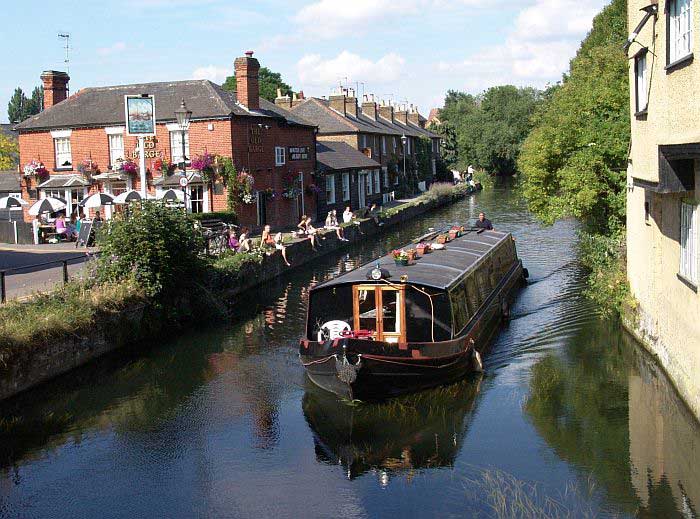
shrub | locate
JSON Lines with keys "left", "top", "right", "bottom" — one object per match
{"left": 96, "top": 202, "right": 205, "bottom": 298}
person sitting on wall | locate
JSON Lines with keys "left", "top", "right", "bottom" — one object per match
{"left": 297, "top": 215, "right": 320, "bottom": 251}
{"left": 342, "top": 206, "right": 364, "bottom": 234}
{"left": 474, "top": 211, "right": 494, "bottom": 231}
{"left": 368, "top": 203, "right": 383, "bottom": 226}
{"left": 238, "top": 227, "right": 251, "bottom": 253}
{"left": 261, "top": 224, "right": 290, "bottom": 266}
{"left": 227, "top": 228, "right": 240, "bottom": 252}
{"left": 325, "top": 210, "right": 348, "bottom": 241}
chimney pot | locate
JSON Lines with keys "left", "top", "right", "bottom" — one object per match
{"left": 245, "top": 51, "right": 254, "bottom": 57}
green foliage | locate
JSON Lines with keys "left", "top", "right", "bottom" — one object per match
{"left": 579, "top": 231, "right": 633, "bottom": 317}
{"left": 0, "top": 133, "right": 17, "bottom": 169}
{"left": 518, "top": 0, "right": 629, "bottom": 234}
{"left": 222, "top": 67, "right": 292, "bottom": 102}
{"left": 0, "top": 280, "right": 144, "bottom": 359}
{"left": 216, "top": 157, "right": 239, "bottom": 214}
{"left": 435, "top": 123, "right": 458, "bottom": 166}
{"left": 438, "top": 86, "right": 544, "bottom": 175}
{"left": 415, "top": 137, "right": 433, "bottom": 182}
{"left": 7, "top": 86, "right": 42, "bottom": 123}
{"left": 96, "top": 202, "right": 205, "bottom": 298}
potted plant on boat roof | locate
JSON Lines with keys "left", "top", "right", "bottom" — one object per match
{"left": 392, "top": 249, "right": 409, "bottom": 266}
{"left": 416, "top": 242, "right": 431, "bottom": 256}
{"left": 406, "top": 248, "right": 417, "bottom": 262}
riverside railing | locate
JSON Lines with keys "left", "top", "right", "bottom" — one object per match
{"left": 0, "top": 253, "right": 97, "bottom": 303}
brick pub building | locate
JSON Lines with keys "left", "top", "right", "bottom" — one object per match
{"left": 15, "top": 52, "right": 317, "bottom": 228}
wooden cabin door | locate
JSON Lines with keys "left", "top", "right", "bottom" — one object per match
{"left": 353, "top": 285, "right": 406, "bottom": 343}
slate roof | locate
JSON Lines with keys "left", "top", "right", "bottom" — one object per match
{"left": 37, "top": 174, "right": 90, "bottom": 188}
{"left": 290, "top": 98, "right": 439, "bottom": 140}
{"left": 316, "top": 230, "right": 512, "bottom": 291}
{"left": 316, "top": 141, "right": 381, "bottom": 171}
{"left": 0, "top": 171, "right": 20, "bottom": 192}
{"left": 14, "top": 80, "right": 315, "bottom": 131}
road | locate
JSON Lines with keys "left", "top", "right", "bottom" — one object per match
{"left": 0, "top": 249, "right": 93, "bottom": 301}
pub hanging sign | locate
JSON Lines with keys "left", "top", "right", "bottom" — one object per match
{"left": 289, "top": 146, "right": 310, "bottom": 161}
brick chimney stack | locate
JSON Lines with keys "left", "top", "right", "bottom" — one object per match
{"left": 362, "top": 94, "right": 377, "bottom": 121}
{"left": 41, "top": 70, "right": 69, "bottom": 109}
{"left": 292, "top": 91, "right": 305, "bottom": 108}
{"left": 274, "top": 87, "right": 292, "bottom": 109}
{"left": 407, "top": 105, "right": 421, "bottom": 126}
{"left": 378, "top": 101, "right": 394, "bottom": 123}
{"left": 234, "top": 51, "right": 260, "bottom": 110}
{"left": 394, "top": 104, "right": 408, "bottom": 125}
{"left": 329, "top": 88, "right": 358, "bottom": 118}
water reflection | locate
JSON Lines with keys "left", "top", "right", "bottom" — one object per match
{"left": 303, "top": 376, "right": 483, "bottom": 482}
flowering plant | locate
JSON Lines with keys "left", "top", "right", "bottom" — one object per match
{"left": 306, "top": 183, "right": 321, "bottom": 195}
{"left": 154, "top": 158, "right": 174, "bottom": 176}
{"left": 191, "top": 152, "right": 214, "bottom": 173}
{"left": 391, "top": 249, "right": 409, "bottom": 260}
{"left": 23, "top": 160, "right": 48, "bottom": 178}
{"left": 241, "top": 192, "right": 255, "bottom": 204}
{"left": 282, "top": 172, "right": 301, "bottom": 199}
{"left": 116, "top": 158, "right": 138, "bottom": 174}
{"left": 77, "top": 159, "right": 99, "bottom": 177}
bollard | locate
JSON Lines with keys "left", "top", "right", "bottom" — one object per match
{"left": 0, "top": 271, "right": 5, "bottom": 304}
{"left": 63, "top": 260, "right": 69, "bottom": 283}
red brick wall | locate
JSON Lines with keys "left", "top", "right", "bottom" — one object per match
{"left": 18, "top": 116, "right": 317, "bottom": 228}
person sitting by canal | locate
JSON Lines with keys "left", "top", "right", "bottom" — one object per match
{"left": 66, "top": 214, "right": 78, "bottom": 241}
{"left": 261, "top": 225, "right": 291, "bottom": 266}
{"left": 297, "top": 215, "right": 320, "bottom": 251}
{"left": 475, "top": 212, "right": 494, "bottom": 231}
{"left": 368, "top": 203, "right": 383, "bottom": 226}
{"left": 238, "top": 227, "right": 251, "bottom": 253}
{"left": 93, "top": 211, "right": 103, "bottom": 223}
{"left": 325, "top": 210, "right": 348, "bottom": 241}
{"left": 227, "top": 228, "right": 240, "bottom": 252}
{"left": 343, "top": 206, "right": 364, "bottom": 234}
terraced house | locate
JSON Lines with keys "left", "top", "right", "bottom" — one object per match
{"left": 14, "top": 52, "right": 316, "bottom": 228}
{"left": 626, "top": 0, "right": 700, "bottom": 420}
{"left": 276, "top": 88, "right": 440, "bottom": 218}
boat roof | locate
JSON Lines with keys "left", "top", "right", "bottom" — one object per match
{"left": 315, "top": 229, "right": 511, "bottom": 292}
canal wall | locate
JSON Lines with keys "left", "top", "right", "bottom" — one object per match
{"left": 0, "top": 188, "right": 473, "bottom": 401}
{"left": 622, "top": 310, "right": 700, "bottom": 423}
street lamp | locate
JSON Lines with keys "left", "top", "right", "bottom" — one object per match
{"left": 174, "top": 99, "right": 192, "bottom": 210}
{"left": 401, "top": 134, "right": 407, "bottom": 193}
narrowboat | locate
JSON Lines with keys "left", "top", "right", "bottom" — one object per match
{"left": 299, "top": 227, "right": 527, "bottom": 401}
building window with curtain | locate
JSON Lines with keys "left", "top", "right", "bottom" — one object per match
{"left": 680, "top": 200, "right": 698, "bottom": 285}
{"left": 366, "top": 172, "right": 373, "bottom": 196}
{"left": 342, "top": 172, "right": 350, "bottom": 201}
{"left": 383, "top": 167, "right": 389, "bottom": 188}
{"left": 373, "top": 170, "right": 380, "bottom": 193}
{"left": 109, "top": 134, "right": 125, "bottom": 167}
{"left": 275, "top": 147, "right": 286, "bottom": 166}
{"left": 668, "top": 0, "right": 693, "bottom": 65}
{"left": 54, "top": 137, "right": 72, "bottom": 169}
{"left": 382, "top": 136, "right": 387, "bottom": 154}
{"left": 170, "top": 130, "right": 190, "bottom": 165}
{"left": 326, "top": 174, "right": 336, "bottom": 204}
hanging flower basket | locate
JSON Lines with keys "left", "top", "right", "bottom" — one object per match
{"left": 23, "top": 160, "right": 48, "bottom": 179}
{"left": 192, "top": 152, "right": 216, "bottom": 182}
{"left": 77, "top": 159, "right": 99, "bottom": 180}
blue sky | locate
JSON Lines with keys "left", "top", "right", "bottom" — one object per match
{"left": 1, "top": 0, "right": 610, "bottom": 124}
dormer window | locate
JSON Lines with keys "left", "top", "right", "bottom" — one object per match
{"left": 668, "top": 0, "right": 693, "bottom": 65}
{"left": 635, "top": 50, "right": 649, "bottom": 114}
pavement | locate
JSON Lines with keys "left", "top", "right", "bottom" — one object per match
{"left": 0, "top": 245, "right": 98, "bottom": 302}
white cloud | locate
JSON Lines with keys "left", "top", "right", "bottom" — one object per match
{"left": 191, "top": 65, "right": 230, "bottom": 83}
{"left": 97, "top": 42, "right": 127, "bottom": 57}
{"left": 297, "top": 51, "right": 405, "bottom": 87}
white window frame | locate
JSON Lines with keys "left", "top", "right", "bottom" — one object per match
{"left": 373, "top": 169, "right": 380, "bottom": 193}
{"left": 669, "top": 0, "right": 693, "bottom": 64}
{"left": 108, "top": 133, "right": 125, "bottom": 167}
{"left": 635, "top": 52, "right": 648, "bottom": 114}
{"left": 275, "top": 146, "right": 286, "bottom": 166}
{"left": 53, "top": 137, "right": 72, "bottom": 170}
{"left": 359, "top": 134, "right": 366, "bottom": 149}
{"left": 326, "top": 174, "right": 336, "bottom": 204}
{"left": 382, "top": 166, "right": 389, "bottom": 188}
{"left": 381, "top": 136, "right": 387, "bottom": 154}
{"left": 189, "top": 184, "right": 205, "bottom": 213}
{"left": 342, "top": 172, "right": 350, "bottom": 201}
{"left": 393, "top": 136, "right": 398, "bottom": 151}
{"left": 366, "top": 171, "right": 373, "bottom": 195}
{"left": 680, "top": 200, "right": 698, "bottom": 285}
{"left": 169, "top": 129, "right": 190, "bottom": 165}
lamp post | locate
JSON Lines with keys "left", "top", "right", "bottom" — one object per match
{"left": 174, "top": 99, "right": 192, "bottom": 211}
{"left": 401, "top": 134, "right": 407, "bottom": 194}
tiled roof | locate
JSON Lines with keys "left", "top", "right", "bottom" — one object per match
{"left": 37, "top": 174, "right": 90, "bottom": 188}
{"left": 15, "top": 80, "right": 315, "bottom": 131}
{"left": 0, "top": 171, "right": 20, "bottom": 192}
{"left": 316, "top": 141, "right": 381, "bottom": 171}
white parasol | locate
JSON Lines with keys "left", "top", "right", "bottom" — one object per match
{"left": 28, "top": 197, "right": 67, "bottom": 215}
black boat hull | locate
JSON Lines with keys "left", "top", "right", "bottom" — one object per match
{"left": 300, "top": 261, "right": 524, "bottom": 401}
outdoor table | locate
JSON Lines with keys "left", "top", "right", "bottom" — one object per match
{"left": 38, "top": 224, "right": 56, "bottom": 243}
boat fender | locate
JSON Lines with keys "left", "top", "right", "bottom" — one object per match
{"left": 471, "top": 349, "right": 484, "bottom": 373}
{"left": 501, "top": 299, "right": 510, "bottom": 318}
{"left": 522, "top": 267, "right": 529, "bottom": 279}
{"left": 336, "top": 352, "right": 362, "bottom": 384}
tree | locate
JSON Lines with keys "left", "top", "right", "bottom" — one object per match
{"left": 518, "top": 0, "right": 628, "bottom": 234}
{"left": 435, "top": 123, "right": 458, "bottom": 166}
{"left": 437, "top": 86, "right": 543, "bottom": 175}
{"left": 222, "top": 67, "right": 293, "bottom": 102}
{"left": 7, "top": 85, "right": 43, "bottom": 123}
{"left": 0, "top": 133, "right": 17, "bottom": 169}
{"left": 7, "top": 88, "right": 28, "bottom": 124}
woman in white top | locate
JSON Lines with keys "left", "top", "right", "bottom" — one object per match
{"left": 325, "top": 210, "right": 347, "bottom": 241}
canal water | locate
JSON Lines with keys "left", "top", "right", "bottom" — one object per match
{"left": 1, "top": 182, "right": 699, "bottom": 518}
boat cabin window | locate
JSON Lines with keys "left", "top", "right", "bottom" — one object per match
{"left": 405, "top": 289, "right": 451, "bottom": 342}
{"left": 307, "top": 286, "right": 354, "bottom": 340}
{"left": 352, "top": 285, "right": 407, "bottom": 343}
{"left": 449, "top": 272, "right": 486, "bottom": 336}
